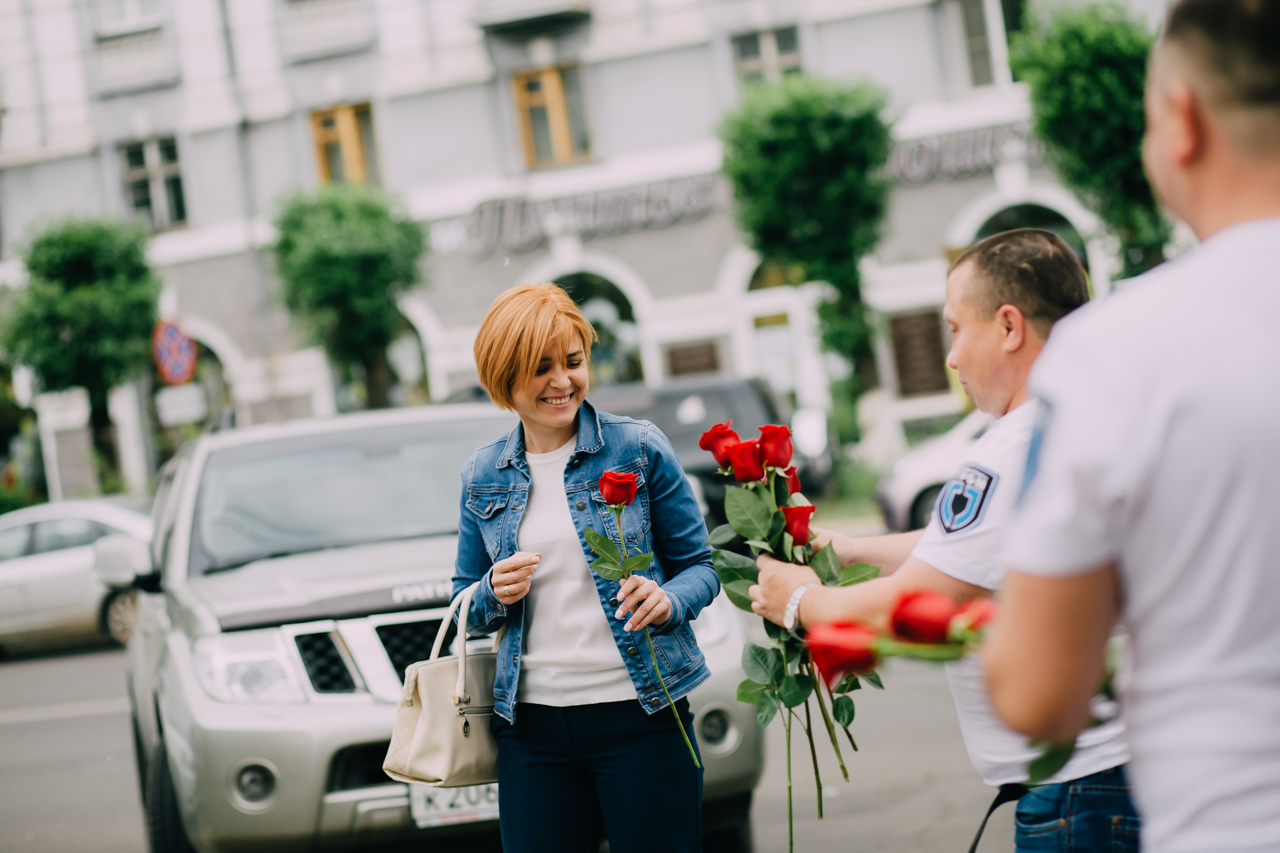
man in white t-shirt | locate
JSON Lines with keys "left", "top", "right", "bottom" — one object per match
{"left": 983, "top": 2, "right": 1280, "bottom": 852}
{"left": 750, "top": 229, "right": 1138, "bottom": 851}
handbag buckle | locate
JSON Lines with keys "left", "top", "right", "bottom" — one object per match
{"left": 453, "top": 694, "right": 470, "bottom": 705}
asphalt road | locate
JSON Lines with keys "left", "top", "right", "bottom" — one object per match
{"left": 0, "top": 641, "right": 1012, "bottom": 853}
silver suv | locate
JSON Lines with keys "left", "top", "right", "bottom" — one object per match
{"left": 116, "top": 404, "right": 762, "bottom": 852}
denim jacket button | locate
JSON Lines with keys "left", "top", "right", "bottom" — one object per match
{"left": 575, "top": 500, "right": 586, "bottom": 510}
{"left": 608, "top": 597, "right": 619, "bottom": 607}
{"left": 626, "top": 646, "right": 639, "bottom": 657}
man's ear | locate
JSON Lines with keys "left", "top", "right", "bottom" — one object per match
{"left": 997, "top": 304, "right": 1026, "bottom": 353}
{"left": 1168, "top": 80, "right": 1207, "bottom": 168}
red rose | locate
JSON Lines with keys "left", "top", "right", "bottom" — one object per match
{"left": 698, "top": 421, "right": 741, "bottom": 469}
{"left": 782, "top": 465, "right": 802, "bottom": 495}
{"left": 781, "top": 505, "right": 817, "bottom": 546}
{"left": 951, "top": 598, "right": 998, "bottom": 634}
{"left": 890, "top": 590, "right": 961, "bottom": 644}
{"left": 758, "top": 424, "right": 793, "bottom": 469}
{"left": 598, "top": 471, "right": 639, "bottom": 506}
{"left": 724, "top": 440, "right": 766, "bottom": 482}
{"left": 807, "top": 623, "right": 880, "bottom": 688}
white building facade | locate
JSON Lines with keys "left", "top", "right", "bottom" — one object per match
{"left": 0, "top": 0, "right": 1118, "bottom": 464}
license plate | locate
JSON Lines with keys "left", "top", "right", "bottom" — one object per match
{"left": 409, "top": 783, "right": 500, "bottom": 829}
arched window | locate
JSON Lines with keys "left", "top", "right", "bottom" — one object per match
{"left": 555, "top": 273, "right": 644, "bottom": 386}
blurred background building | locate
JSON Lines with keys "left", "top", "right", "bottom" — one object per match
{"left": 0, "top": 0, "right": 1164, "bottom": 488}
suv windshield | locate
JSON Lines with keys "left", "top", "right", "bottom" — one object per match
{"left": 189, "top": 416, "right": 514, "bottom": 575}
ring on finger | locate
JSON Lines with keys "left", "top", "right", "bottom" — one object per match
{"left": 504, "top": 584, "right": 512, "bottom": 596}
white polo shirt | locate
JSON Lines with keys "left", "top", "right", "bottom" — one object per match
{"left": 912, "top": 400, "right": 1130, "bottom": 787}
{"left": 1003, "top": 217, "right": 1280, "bottom": 852}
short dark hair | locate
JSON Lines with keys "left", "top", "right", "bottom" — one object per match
{"left": 1163, "top": 0, "right": 1280, "bottom": 151}
{"left": 949, "top": 229, "right": 1091, "bottom": 338}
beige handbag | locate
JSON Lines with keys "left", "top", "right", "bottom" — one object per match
{"left": 383, "top": 582, "right": 503, "bottom": 787}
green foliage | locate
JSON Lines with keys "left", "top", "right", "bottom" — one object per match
{"left": 272, "top": 184, "right": 426, "bottom": 407}
{"left": 1, "top": 217, "right": 160, "bottom": 452}
{"left": 1011, "top": 3, "right": 1172, "bottom": 277}
{"left": 720, "top": 76, "right": 892, "bottom": 361}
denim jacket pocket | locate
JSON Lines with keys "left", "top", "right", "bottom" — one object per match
{"left": 466, "top": 489, "right": 511, "bottom": 561}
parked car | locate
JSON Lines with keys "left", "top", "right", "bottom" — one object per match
{"left": 115, "top": 404, "right": 763, "bottom": 853}
{"left": 876, "top": 409, "right": 996, "bottom": 532}
{"left": 588, "top": 378, "right": 837, "bottom": 526}
{"left": 0, "top": 499, "right": 152, "bottom": 651}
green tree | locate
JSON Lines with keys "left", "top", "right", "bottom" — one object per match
{"left": 1012, "top": 3, "right": 1172, "bottom": 277}
{"left": 720, "top": 75, "right": 892, "bottom": 370}
{"left": 272, "top": 184, "right": 426, "bottom": 408}
{"left": 1, "top": 217, "right": 160, "bottom": 479}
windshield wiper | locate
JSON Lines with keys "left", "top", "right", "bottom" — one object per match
{"left": 202, "top": 546, "right": 329, "bottom": 575}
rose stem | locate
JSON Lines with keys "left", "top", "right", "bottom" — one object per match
{"left": 811, "top": 661, "right": 849, "bottom": 781}
{"left": 784, "top": 704, "right": 794, "bottom": 853}
{"left": 802, "top": 699, "right": 823, "bottom": 818}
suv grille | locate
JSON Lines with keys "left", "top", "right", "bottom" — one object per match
{"left": 376, "top": 619, "right": 456, "bottom": 683}
{"left": 328, "top": 741, "right": 392, "bottom": 791}
{"left": 295, "top": 632, "right": 356, "bottom": 693}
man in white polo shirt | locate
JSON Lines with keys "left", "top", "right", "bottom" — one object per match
{"left": 750, "top": 228, "right": 1138, "bottom": 852}
{"left": 983, "top": 1, "right": 1280, "bottom": 851}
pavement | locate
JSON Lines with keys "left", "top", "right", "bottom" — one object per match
{"left": 0, "top": 514, "right": 1014, "bottom": 852}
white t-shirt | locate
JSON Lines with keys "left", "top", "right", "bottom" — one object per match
{"left": 517, "top": 436, "right": 635, "bottom": 706}
{"left": 913, "top": 400, "right": 1130, "bottom": 787}
{"left": 1003, "top": 217, "right": 1280, "bottom": 853}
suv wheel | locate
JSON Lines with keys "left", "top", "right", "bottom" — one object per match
{"left": 146, "top": 740, "right": 196, "bottom": 853}
{"left": 910, "top": 485, "right": 943, "bottom": 531}
{"left": 104, "top": 590, "right": 138, "bottom": 645}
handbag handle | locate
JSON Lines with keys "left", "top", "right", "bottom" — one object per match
{"left": 430, "top": 581, "right": 507, "bottom": 705}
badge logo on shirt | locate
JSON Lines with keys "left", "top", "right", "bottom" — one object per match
{"left": 936, "top": 464, "right": 998, "bottom": 535}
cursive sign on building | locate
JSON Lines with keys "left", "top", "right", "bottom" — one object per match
{"left": 431, "top": 174, "right": 718, "bottom": 258}
{"left": 886, "top": 122, "right": 1045, "bottom": 187}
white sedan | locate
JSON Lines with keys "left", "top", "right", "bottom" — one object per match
{"left": 0, "top": 500, "right": 152, "bottom": 650}
{"left": 876, "top": 409, "right": 996, "bottom": 532}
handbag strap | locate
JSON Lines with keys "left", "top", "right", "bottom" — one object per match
{"left": 429, "top": 581, "right": 507, "bottom": 705}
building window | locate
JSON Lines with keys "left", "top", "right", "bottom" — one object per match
{"left": 121, "top": 137, "right": 186, "bottom": 230}
{"left": 889, "top": 310, "right": 950, "bottom": 397}
{"left": 960, "top": 0, "right": 994, "bottom": 88}
{"left": 310, "top": 104, "right": 379, "bottom": 184}
{"left": 96, "top": 0, "right": 161, "bottom": 32}
{"left": 732, "top": 27, "right": 802, "bottom": 83}
{"left": 665, "top": 340, "right": 720, "bottom": 378}
{"left": 513, "top": 67, "right": 591, "bottom": 169}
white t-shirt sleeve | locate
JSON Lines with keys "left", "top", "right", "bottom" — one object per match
{"left": 1003, "top": 317, "right": 1132, "bottom": 577}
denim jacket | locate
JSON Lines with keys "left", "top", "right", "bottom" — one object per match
{"left": 451, "top": 400, "right": 720, "bottom": 723}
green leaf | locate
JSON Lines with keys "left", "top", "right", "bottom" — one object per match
{"left": 736, "top": 679, "right": 768, "bottom": 704}
{"left": 788, "top": 492, "right": 812, "bottom": 507}
{"left": 772, "top": 474, "right": 789, "bottom": 508}
{"left": 832, "top": 695, "right": 855, "bottom": 727}
{"left": 725, "top": 487, "right": 773, "bottom": 541}
{"left": 778, "top": 673, "right": 815, "bottom": 708}
{"left": 723, "top": 580, "right": 755, "bottom": 612}
{"left": 712, "top": 548, "right": 758, "bottom": 585}
{"left": 764, "top": 618, "right": 788, "bottom": 641}
{"left": 782, "top": 532, "right": 794, "bottom": 560}
{"left": 1027, "top": 741, "right": 1077, "bottom": 783}
{"left": 833, "top": 674, "right": 861, "bottom": 693}
{"left": 622, "top": 552, "right": 653, "bottom": 574}
{"left": 864, "top": 670, "right": 884, "bottom": 690}
{"left": 838, "top": 562, "right": 881, "bottom": 586}
{"left": 756, "top": 691, "right": 780, "bottom": 728}
{"left": 744, "top": 539, "right": 774, "bottom": 553}
{"left": 708, "top": 524, "right": 739, "bottom": 546}
{"left": 742, "top": 643, "right": 776, "bottom": 685}
{"left": 810, "top": 543, "right": 841, "bottom": 586}
{"left": 584, "top": 527, "right": 621, "bottom": 563}
{"left": 590, "top": 558, "right": 626, "bottom": 581}
{"left": 767, "top": 509, "right": 785, "bottom": 542}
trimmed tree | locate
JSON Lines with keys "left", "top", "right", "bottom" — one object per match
{"left": 1, "top": 217, "right": 160, "bottom": 482}
{"left": 1012, "top": 3, "right": 1172, "bottom": 277}
{"left": 719, "top": 75, "right": 892, "bottom": 372}
{"left": 272, "top": 184, "right": 426, "bottom": 409}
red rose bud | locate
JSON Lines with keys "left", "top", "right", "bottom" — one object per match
{"left": 781, "top": 505, "right": 817, "bottom": 546}
{"left": 951, "top": 598, "right": 998, "bottom": 634}
{"left": 758, "top": 424, "right": 793, "bottom": 469}
{"left": 724, "top": 439, "right": 766, "bottom": 482}
{"left": 807, "top": 623, "right": 880, "bottom": 688}
{"left": 890, "top": 590, "right": 962, "bottom": 645}
{"left": 598, "top": 471, "right": 639, "bottom": 506}
{"left": 782, "top": 465, "right": 802, "bottom": 495}
{"left": 698, "top": 421, "right": 741, "bottom": 469}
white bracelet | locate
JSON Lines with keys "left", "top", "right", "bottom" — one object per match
{"left": 783, "top": 582, "right": 819, "bottom": 632}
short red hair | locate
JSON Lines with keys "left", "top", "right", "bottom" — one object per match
{"left": 473, "top": 283, "right": 597, "bottom": 410}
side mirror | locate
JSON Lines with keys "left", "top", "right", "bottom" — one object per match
{"left": 94, "top": 533, "right": 156, "bottom": 590}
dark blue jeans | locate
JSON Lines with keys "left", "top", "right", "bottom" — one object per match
{"left": 1015, "top": 765, "right": 1141, "bottom": 852}
{"left": 491, "top": 699, "right": 704, "bottom": 853}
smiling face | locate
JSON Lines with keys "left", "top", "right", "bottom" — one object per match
{"left": 509, "top": 334, "right": 590, "bottom": 452}
{"left": 944, "top": 261, "right": 1033, "bottom": 417}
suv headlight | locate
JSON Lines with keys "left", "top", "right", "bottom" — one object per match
{"left": 194, "top": 629, "right": 308, "bottom": 703}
